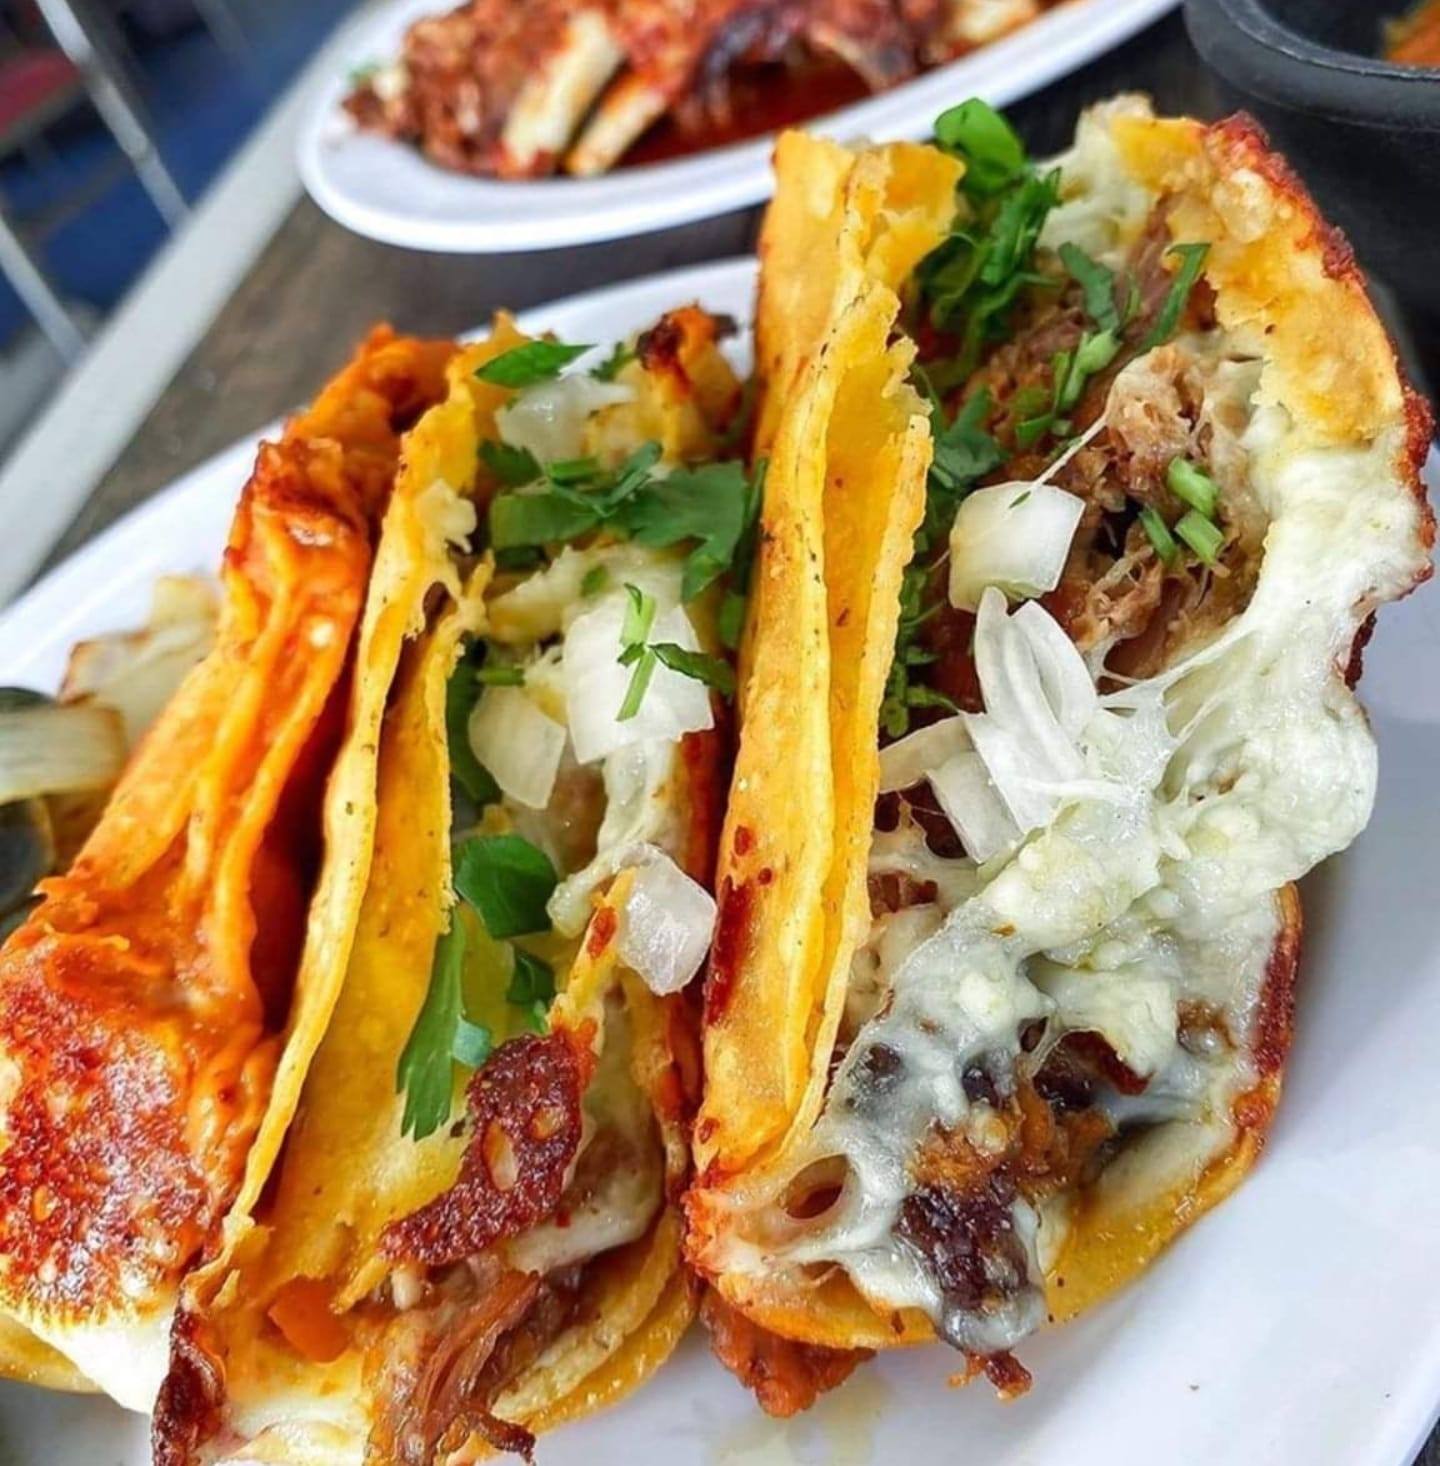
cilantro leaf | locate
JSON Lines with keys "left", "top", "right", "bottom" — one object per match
{"left": 618, "top": 648, "right": 657, "bottom": 721}
{"left": 1141, "top": 243, "right": 1210, "bottom": 350}
{"left": 396, "top": 916, "right": 467, "bottom": 1140}
{"left": 651, "top": 643, "right": 737, "bottom": 696}
{"left": 933, "top": 98, "right": 1028, "bottom": 198}
{"left": 446, "top": 644, "right": 500, "bottom": 807}
{"left": 621, "top": 582, "right": 658, "bottom": 649}
{"left": 475, "top": 339, "right": 593, "bottom": 388}
{"left": 489, "top": 491, "right": 602, "bottom": 549}
{"left": 454, "top": 834, "right": 558, "bottom": 939}
{"left": 1059, "top": 242, "right": 1120, "bottom": 334}
{"left": 480, "top": 439, "right": 540, "bottom": 487}
{"left": 507, "top": 948, "right": 555, "bottom": 1007}
{"left": 615, "top": 460, "right": 751, "bottom": 601}
{"left": 590, "top": 341, "right": 636, "bottom": 382}
{"left": 581, "top": 564, "right": 610, "bottom": 597}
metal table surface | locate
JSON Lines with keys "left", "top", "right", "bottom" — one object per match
{"left": 28, "top": 9, "right": 1440, "bottom": 1462}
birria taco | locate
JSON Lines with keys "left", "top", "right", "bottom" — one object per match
{"left": 687, "top": 98, "right": 1434, "bottom": 1400}
{"left": 153, "top": 306, "right": 764, "bottom": 1463}
{"left": 0, "top": 329, "right": 455, "bottom": 1408}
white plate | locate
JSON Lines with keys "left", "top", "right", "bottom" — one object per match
{"left": 298, "top": 0, "right": 1179, "bottom": 252}
{"left": 2, "top": 259, "right": 1439, "bottom": 1466}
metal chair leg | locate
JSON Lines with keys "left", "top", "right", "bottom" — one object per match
{"left": 30, "top": 0, "right": 189, "bottom": 230}
{"left": 0, "top": 199, "right": 87, "bottom": 363}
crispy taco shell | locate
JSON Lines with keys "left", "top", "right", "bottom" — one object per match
{"left": 157, "top": 316, "right": 742, "bottom": 1462}
{"left": 688, "top": 104, "right": 1432, "bottom": 1366}
{"left": 0, "top": 329, "right": 454, "bottom": 1408}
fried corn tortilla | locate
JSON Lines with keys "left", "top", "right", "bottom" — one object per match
{"left": 155, "top": 312, "right": 751, "bottom": 1463}
{"left": 688, "top": 99, "right": 1433, "bottom": 1392}
{"left": 0, "top": 329, "right": 455, "bottom": 1409}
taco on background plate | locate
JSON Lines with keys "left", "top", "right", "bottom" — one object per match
{"left": 687, "top": 97, "right": 1434, "bottom": 1399}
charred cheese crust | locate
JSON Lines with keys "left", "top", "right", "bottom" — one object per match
{"left": 686, "top": 105, "right": 1433, "bottom": 1356}
{"left": 0, "top": 329, "right": 454, "bottom": 1408}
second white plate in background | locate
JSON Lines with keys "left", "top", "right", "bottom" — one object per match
{"left": 298, "top": 0, "right": 1179, "bottom": 252}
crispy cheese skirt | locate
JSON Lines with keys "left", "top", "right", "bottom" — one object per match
{"left": 0, "top": 330, "right": 454, "bottom": 1404}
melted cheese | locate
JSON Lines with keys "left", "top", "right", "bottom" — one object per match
{"left": 718, "top": 155, "right": 1429, "bottom": 1352}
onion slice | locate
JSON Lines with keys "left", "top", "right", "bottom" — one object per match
{"left": 563, "top": 593, "right": 713, "bottom": 764}
{"left": 615, "top": 844, "right": 717, "bottom": 995}
{"left": 878, "top": 716, "right": 970, "bottom": 793}
{"left": 0, "top": 702, "right": 126, "bottom": 804}
{"left": 948, "top": 482, "right": 1084, "bottom": 611}
{"left": 496, "top": 376, "right": 633, "bottom": 463}
{"left": 929, "top": 750, "right": 1021, "bottom": 864}
{"left": 467, "top": 685, "right": 567, "bottom": 810}
{"left": 1011, "top": 599, "right": 1097, "bottom": 740}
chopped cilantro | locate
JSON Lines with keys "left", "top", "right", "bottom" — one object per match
{"left": 651, "top": 642, "right": 737, "bottom": 696}
{"left": 590, "top": 341, "right": 636, "bottom": 382}
{"left": 507, "top": 948, "right": 555, "bottom": 1007}
{"left": 474, "top": 339, "right": 593, "bottom": 388}
{"left": 396, "top": 916, "right": 467, "bottom": 1141}
{"left": 1141, "top": 243, "right": 1210, "bottom": 351}
{"left": 480, "top": 439, "right": 540, "bottom": 487}
{"left": 454, "top": 834, "right": 558, "bottom": 939}
{"left": 580, "top": 564, "right": 610, "bottom": 597}
{"left": 933, "top": 98, "right": 1028, "bottom": 197}
{"left": 446, "top": 642, "right": 500, "bottom": 807}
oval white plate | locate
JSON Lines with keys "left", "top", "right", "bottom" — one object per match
{"left": 299, "top": 0, "right": 1178, "bottom": 252}
{"left": 2, "top": 259, "right": 1440, "bottom": 1466}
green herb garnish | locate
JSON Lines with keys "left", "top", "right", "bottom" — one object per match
{"left": 919, "top": 99, "right": 1062, "bottom": 381}
{"left": 1138, "top": 504, "right": 1178, "bottom": 565}
{"left": 580, "top": 564, "right": 610, "bottom": 597}
{"left": 1175, "top": 509, "right": 1224, "bottom": 565}
{"left": 1166, "top": 456, "right": 1219, "bottom": 518}
{"left": 490, "top": 492, "right": 602, "bottom": 550}
{"left": 933, "top": 98, "right": 1028, "bottom": 197}
{"left": 480, "top": 439, "right": 541, "bottom": 487}
{"left": 651, "top": 643, "right": 737, "bottom": 696}
{"left": 1141, "top": 243, "right": 1210, "bottom": 351}
{"left": 446, "top": 642, "right": 500, "bottom": 807}
{"left": 396, "top": 917, "right": 468, "bottom": 1140}
{"left": 454, "top": 834, "right": 558, "bottom": 939}
{"left": 507, "top": 948, "right": 555, "bottom": 1007}
{"left": 614, "top": 459, "right": 755, "bottom": 601}
{"left": 475, "top": 339, "right": 593, "bottom": 388}
{"left": 590, "top": 341, "right": 636, "bottom": 382}
{"left": 1060, "top": 242, "right": 1121, "bottom": 334}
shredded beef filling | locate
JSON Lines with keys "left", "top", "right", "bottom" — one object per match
{"left": 701, "top": 1287, "right": 872, "bottom": 1418}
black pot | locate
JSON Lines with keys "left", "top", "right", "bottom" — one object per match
{"left": 1184, "top": 0, "right": 1440, "bottom": 385}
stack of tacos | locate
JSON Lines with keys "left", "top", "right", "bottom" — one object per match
{"left": 0, "top": 92, "right": 1430, "bottom": 1462}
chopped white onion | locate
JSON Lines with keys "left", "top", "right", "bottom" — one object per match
{"left": 548, "top": 739, "right": 679, "bottom": 935}
{"left": 467, "top": 685, "right": 567, "bottom": 810}
{"left": 948, "top": 481, "right": 1084, "bottom": 611}
{"left": 60, "top": 575, "right": 218, "bottom": 747}
{"left": 928, "top": 750, "right": 1021, "bottom": 864}
{"left": 878, "top": 716, "right": 970, "bottom": 793}
{"left": 0, "top": 702, "right": 126, "bottom": 804}
{"left": 496, "top": 376, "right": 633, "bottom": 463}
{"left": 488, "top": 545, "right": 683, "bottom": 647}
{"left": 961, "top": 714, "right": 1058, "bottom": 833}
{"left": 973, "top": 587, "right": 1083, "bottom": 783}
{"left": 563, "top": 593, "right": 713, "bottom": 765}
{"left": 1011, "top": 599, "right": 1097, "bottom": 740}
{"left": 617, "top": 846, "right": 717, "bottom": 995}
